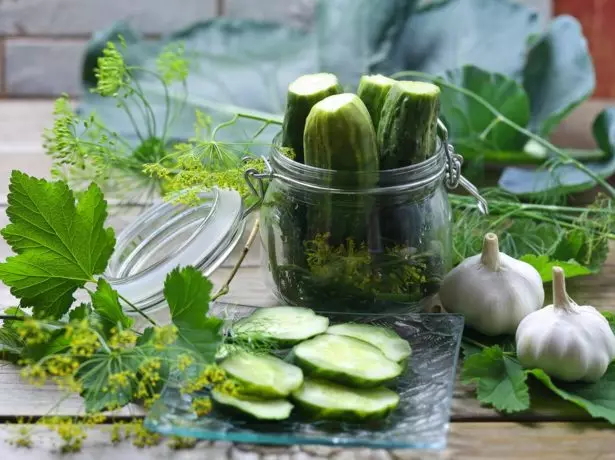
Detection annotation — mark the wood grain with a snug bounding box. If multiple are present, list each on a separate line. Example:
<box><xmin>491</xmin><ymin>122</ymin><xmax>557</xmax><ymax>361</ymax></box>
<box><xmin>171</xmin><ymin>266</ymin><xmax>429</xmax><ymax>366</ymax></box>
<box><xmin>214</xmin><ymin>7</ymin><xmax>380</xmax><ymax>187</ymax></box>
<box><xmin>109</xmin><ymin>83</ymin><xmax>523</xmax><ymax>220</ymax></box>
<box><xmin>0</xmin><ymin>422</ymin><xmax>613</xmax><ymax>459</ymax></box>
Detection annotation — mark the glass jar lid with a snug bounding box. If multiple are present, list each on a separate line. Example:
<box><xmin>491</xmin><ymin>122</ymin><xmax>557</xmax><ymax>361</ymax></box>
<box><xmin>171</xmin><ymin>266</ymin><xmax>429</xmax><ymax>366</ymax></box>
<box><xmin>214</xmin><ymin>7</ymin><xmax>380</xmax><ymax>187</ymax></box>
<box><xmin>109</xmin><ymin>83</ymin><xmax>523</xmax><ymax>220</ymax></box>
<box><xmin>105</xmin><ymin>188</ymin><xmax>245</xmax><ymax>314</ymax></box>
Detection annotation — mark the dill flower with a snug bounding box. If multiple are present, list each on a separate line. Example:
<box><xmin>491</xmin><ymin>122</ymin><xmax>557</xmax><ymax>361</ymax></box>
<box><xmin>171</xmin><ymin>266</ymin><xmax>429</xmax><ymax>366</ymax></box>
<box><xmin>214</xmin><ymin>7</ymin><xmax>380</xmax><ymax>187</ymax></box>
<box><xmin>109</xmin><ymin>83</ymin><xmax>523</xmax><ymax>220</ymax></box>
<box><xmin>214</xmin><ymin>379</ymin><xmax>240</xmax><ymax>397</ymax></box>
<box><xmin>177</xmin><ymin>354</ymin><xmax>194</xmax><ymax>371</ymax></box>
<box><xmin>93</xmin><ymin>41</ymin><xmax>128</xmax><ymax>97</ymax></box>
<box><xmin>168</xmin><ymin>436</ymin><xmax>197</xmax><ymax>450</ymax></box>
<box><xmin>156</xmin><ymin>42</ymin><xmax>189</xmax><ymax>85</ymax></box>
<box><xmin>152</xmin><ymin>324</ymin><xmax>178</xmax><ymax>350</ymax></box>
<box><xmin>108</xmin><ymin>328</ymin><xmax>137</xmax><ymax>350</ymax></box>
<box><xmin>9</xmin><ymin>423</ymin><xmax>33</xmax><ymax>449</ymax></box>
<box><xmin>43</xmin><ymin>417</ymin><xmax>87</xmax><ymax>453</ymax></box>
<box><xmin>106</xmin><ymin>370</ymin><xmax>135</xmax><ymax>394</ymax></box>
<box><xmin>46</xmin><ymin>355</ymin><xmax>79</xmax><ymax>377</ymax></box>
<box><xmin>65</xmin><ymin>320</ymin><xmax>100</xmax><ymax>357</ymax></box>
<box><xmin>191</xmin><ymin>397</ymin><xmax>213</xmax><ymax>417</ymax></box>
<box><xmin>181</xmin><ymin>365</ymin><xmax>228</xmax><ymax>394</ymax></box>
<box><xmin>15</xmin><ymin>319</ymin><xmax>50</xmax><ymax>346</ymax></box>
<box><xmin>53</xmin><ymin>375</ymin><xmax>83</xmax><ymax>393</ymax></box>
<box><xmin>128</xmin><ymin>420</ymin><xmax>161</xmax><ymax>448</ymax></box>
<box><xmin>20</xmin><ymin>364</ymin><xmax>47</xmax><ymax>386</ymax></box>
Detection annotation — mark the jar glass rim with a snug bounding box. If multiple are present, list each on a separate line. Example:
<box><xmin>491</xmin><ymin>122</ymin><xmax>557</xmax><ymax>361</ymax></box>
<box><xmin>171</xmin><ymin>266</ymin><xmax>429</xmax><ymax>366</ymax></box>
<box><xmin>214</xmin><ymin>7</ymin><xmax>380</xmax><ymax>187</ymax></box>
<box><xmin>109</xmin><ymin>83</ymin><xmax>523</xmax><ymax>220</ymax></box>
<box><xmin>269</xmin><ymin>137</ymin><xmax>445</xmax><ymax>194</ymax></box>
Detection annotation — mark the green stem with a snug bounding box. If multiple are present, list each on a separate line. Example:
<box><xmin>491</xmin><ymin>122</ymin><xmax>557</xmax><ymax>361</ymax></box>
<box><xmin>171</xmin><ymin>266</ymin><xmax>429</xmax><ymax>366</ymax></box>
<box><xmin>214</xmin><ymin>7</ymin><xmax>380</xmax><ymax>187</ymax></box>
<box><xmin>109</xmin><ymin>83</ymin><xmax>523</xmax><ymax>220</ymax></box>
<box><xmin>251</xmin><ymin>120</ymin><xmax>271</xmax><ymax>140</ymax></box>
<box><xmin>212</xmin><ymin>114</ymin><xmax>239</xmax><ymax>140</ymax></box>
<box><xmin>117</xmin><ymin>293</ymin><xmax>158</xmax><ymax>326</ymax></box>
<box><xmin>117</xmin><ymin>99</ymin><xmax>146</xmax><ymax>142</ymax></box>
<box><xmin>462</xmin><ymin>336</ymin><xmax>488</xmax><ymax>350</ymax></box>
<box><xmin>0</xmin><ymin>315</ymin><xmax>23</xmax><ymax>321</ymax></box>
<box><xmin>450</xmin><ymin>195</ymin><xmax>614</xmax><ymax>215</ymax></box>
<box><xmin>391</xmin><ymin>70</ymin><xmax>615</xmax><ymax>199</ymax></box>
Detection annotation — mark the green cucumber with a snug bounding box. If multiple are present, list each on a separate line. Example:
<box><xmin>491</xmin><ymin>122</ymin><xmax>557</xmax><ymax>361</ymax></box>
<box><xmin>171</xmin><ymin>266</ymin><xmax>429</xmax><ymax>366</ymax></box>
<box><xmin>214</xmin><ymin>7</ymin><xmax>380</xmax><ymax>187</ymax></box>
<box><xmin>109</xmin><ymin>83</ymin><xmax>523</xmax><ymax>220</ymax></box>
<box><xmin>303</xmin><ymin>93</ymin><xmax>379</xmax><ymax>246</ymax></box>
<box><xmin>303</xmin><ymin>93</ymin><xmax>379</xmax><ymax>174</ymax></box>
<box><xmin>377</xmin><ymin>80</ymin><xmax>441</xmax><ymax>169</ymax></box>
<box><xmin>292</xmin><ymin>334</ymin><xmax>403</xmax><ymax>388</ymax></box>
<box><xmin>220</xmin><ymin>352</ymin><xmax>303</xmax><ymax>398</ymax></box>
<box><xmin>211</xmin><ymin>390</ymin><xmax>293</xmax><ymax>421</ymax></box>
<box><xmin>326</xmin><ymin>323</ymin><xmax>411</xmax><ymax>362</ymax></box>
<box><xmin>282</xmin><ymin>73</ymin><xmax>342</xmax><ymax>164</ymax></box>
<box><xmin>292</xmin><ymin>378</ymin><xmax>399</xmax><ymax>421</ymax></box>
<box><xmin>357</xmin><ymin>74</ymin><xmax>396</xmax><ymax>131</ymax></box>
<box><xmin>232</xmin><ymin>306</ymin><xmax>329</xmax><ymax>347</ymax></box>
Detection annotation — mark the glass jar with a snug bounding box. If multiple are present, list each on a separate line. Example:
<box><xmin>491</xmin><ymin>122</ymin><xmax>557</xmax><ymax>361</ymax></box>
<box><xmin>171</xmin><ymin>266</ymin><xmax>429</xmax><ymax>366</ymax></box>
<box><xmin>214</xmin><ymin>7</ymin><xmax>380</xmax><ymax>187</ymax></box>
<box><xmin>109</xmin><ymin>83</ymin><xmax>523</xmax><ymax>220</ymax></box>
<box><xmin>247</xmin><ymin>125</ymin><xmax>486</xmax><ymax>314</ymax></box>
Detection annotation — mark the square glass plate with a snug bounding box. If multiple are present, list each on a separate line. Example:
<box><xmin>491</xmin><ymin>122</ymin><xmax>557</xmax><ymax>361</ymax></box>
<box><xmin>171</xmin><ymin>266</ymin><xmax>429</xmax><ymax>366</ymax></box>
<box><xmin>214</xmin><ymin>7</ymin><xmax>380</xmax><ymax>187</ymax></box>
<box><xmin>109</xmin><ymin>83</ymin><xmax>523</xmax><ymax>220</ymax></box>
<box><xmin>144</xmin><ymin>303</ymin><xmax>464</xmax><ymax>450</ymax></box>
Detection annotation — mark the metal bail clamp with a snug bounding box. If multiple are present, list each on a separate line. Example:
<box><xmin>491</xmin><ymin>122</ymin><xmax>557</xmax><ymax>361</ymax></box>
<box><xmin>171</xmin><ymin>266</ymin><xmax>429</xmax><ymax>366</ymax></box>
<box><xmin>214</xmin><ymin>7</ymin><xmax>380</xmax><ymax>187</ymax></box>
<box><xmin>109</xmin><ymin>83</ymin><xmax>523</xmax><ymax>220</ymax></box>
<box><xmin>437</xmin><ymin>119</ymin><xmax>489</xmax><ymax>215</ymax></box>
<box><xmin>243</xmin><ymin>156</ymin><xmax>274</xmax><ymax>217</ymax></box>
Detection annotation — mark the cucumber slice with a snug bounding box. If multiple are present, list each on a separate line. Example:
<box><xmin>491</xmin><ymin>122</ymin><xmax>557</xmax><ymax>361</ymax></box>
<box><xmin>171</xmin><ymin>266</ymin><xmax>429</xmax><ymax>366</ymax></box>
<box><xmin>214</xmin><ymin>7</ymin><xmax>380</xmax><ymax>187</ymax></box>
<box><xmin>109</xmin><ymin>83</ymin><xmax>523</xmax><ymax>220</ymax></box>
<box><xmin>211</xmin><ymin>390</ymin><xmax>293</xmax><ymax>421</ymax></box>
<box><xmin>327</xmin><ymin>323</ymin><xmax>411</xmax><ymax>362</ymax></box>
<box><xmin>232</xmin><ymin>307</ymin><xmax>329</xmax><ymax>347</ymax></box>
<box><xmin>292</xmin><ymin>378</ymin><xmax>399</xmax><ymax>421</ymax></box>
<box><xmin>292</xmin><ymin>334</ymin><xmax>403</xmax><ymax>388</ymax></box>
<box><xmin>220</xmin><ymin>352</ymin><xmax>303</xmax><ymax>398</ymax></box>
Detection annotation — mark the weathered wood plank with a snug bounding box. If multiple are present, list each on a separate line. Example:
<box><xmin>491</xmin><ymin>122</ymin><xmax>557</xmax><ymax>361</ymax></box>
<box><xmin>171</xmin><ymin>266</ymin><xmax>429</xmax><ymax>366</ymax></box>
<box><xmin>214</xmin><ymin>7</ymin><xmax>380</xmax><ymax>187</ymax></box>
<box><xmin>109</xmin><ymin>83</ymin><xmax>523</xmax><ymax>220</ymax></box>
<box><xmin>0</xmin><ymin>422</ymin><xmax>612</xmax><ymax>459</ymax></box>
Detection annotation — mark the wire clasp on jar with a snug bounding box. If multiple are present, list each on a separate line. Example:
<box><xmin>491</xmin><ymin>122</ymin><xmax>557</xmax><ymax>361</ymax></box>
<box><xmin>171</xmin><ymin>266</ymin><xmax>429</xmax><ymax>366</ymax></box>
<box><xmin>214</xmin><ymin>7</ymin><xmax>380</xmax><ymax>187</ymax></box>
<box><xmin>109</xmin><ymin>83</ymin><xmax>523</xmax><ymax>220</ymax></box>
<box><xmin>243</xmin><ymin>156</ymin><xmax>273</xmax><ymax>216</ymax></box>
<box><xmin>437</xmin><ymin>119</ymin><xmax>489</xmax><ymax>215</ymax></box>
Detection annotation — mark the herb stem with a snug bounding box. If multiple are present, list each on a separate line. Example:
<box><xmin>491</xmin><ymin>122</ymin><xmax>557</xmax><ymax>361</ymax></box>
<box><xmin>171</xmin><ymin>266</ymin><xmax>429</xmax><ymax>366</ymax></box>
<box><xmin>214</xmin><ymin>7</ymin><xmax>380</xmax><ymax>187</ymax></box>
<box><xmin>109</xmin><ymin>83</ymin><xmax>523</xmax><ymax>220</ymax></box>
<box><xmin>117</xmin><ymin>293</ymin><xmax>158</xmax><ymax>326</ymax></box>
<box><xmin>392</xmin><ymin>70</ymin><xmax>615</xmax><ymax>199</ymax></box>
<box><xmin>462</xmin><ymin>336</ymin><xmax>488</xmax><ymax>350</ymax></box>
<box><xmin>211</xmin><ymin>219</ymin><xmax>260</xmax><ymax>302</ymax></box>
<box><xmin>0</xmin><ymin>315</ymin><xmax>24</xmax><ymax>321</ymax></box>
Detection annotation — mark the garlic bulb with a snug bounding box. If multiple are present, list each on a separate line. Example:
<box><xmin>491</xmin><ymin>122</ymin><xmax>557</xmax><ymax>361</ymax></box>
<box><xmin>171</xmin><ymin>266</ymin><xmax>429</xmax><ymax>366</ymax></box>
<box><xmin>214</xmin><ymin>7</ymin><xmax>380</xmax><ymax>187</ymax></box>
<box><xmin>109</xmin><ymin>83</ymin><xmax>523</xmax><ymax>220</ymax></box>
<box><xmin>439</xmin><ymin>233</ymin><xmax>544</xmax><ymax>336</ymax></box>
<box><xmin>516</xmin><ymin>267</ymin><xmax>615</xmax><ymax>382</ymax></box>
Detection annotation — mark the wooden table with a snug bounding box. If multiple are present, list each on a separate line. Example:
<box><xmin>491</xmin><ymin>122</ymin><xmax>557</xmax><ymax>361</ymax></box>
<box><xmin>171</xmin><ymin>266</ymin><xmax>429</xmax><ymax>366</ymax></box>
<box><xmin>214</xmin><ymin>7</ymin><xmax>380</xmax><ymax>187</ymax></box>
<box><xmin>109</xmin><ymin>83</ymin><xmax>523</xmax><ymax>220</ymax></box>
<box><xmin>0</xmin><ymin>100</ymin><xmax>614</xmax><ymax>459</ymax></box>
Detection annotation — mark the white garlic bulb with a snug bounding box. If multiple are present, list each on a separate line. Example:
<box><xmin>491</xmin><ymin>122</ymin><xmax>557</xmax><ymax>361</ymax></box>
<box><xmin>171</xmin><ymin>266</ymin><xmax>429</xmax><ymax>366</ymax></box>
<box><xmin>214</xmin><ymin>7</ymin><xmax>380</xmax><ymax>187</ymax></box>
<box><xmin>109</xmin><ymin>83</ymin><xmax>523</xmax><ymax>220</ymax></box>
<box><xmin>439</xmin><ymin>233</ymin><xmax>544</xmax><ymax>336</ymax></box>
<box><xmin>516</xmin><ymin>267</ymin><xmax>615</xmax><ymax>382</ymax></box>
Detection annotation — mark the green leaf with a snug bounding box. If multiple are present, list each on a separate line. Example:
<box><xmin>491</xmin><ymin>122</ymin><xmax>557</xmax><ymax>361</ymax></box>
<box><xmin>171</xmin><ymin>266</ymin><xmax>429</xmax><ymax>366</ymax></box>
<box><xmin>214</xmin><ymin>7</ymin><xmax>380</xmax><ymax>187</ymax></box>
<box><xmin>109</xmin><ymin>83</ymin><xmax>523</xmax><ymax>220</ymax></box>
<box><xmin>69</xmin><ymin>304</ymin><xmax>91</xmax><ymax>322</ymax></box>
<box><xmin>519</xmin><ymin>254</ymin><xmax>592</xmax><ymax>282</ymax></box>
<box><xmin>78</xmin><ymin>349</ymin><xmax>141</xmax><ymax>413</ymax></box>
<box><xmin>437</xmin><ymin>65</ymin><xmax>530</xmax><ymax>154</ymax></box>
<box><xmin>90</xmin><ymin>278</ymin><xmax>134</xmax><ymax>333</ymax></box>
<box><xmin>523</xmin><ymin>16</ymin><xmax>595</xmax><ymax>137</ymax></box>
<box><xmin>80</xmin><ymin>2</ymin><xmax>413</xmax><ymax>143</ymax></box>
<box><xmin>602</xmin><ymin>311</ymin><xmax>615</xmax><ymax>336</ymax></box>
<box><xmin>461</xmin><ymin>345</ymin><xmax>530</xmax><ymax>413</ymax></box>
<box><xmin>163</xmin><ymin>266</ymin><xmax>223</xmax><ymax>362</ymax></box>
<box><xmin>0</xmin><ymin>172</ymin><xmax>115</xmax><ymax>318</ymax></box>
<box><xmin>528</xmin><ymin>366</ymin><xmax>615</xmax><ymax>424</ymax></box>
<box><xmin>389</xmin><ymin>0</ymin><xmax>540</xmax><ymax>77</ymax></box>
<box><xmin>499</xmin><ymin>108</ymin><xmax>615</xmax><ymax>196</ymax></box>
<box><xmin>0</xmin><ymin>326</ymin><xmax>24</xmax><ymax>359</ymax></box>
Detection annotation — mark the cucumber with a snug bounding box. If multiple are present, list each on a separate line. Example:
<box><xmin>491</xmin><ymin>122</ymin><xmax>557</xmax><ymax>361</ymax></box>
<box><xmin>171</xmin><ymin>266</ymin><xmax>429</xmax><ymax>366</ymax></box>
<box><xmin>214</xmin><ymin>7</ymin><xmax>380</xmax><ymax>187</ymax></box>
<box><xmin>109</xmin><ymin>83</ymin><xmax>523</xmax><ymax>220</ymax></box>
<box><xmin>357</xmin><ymin>74</ymin><xmax>396</xmax><ymax>131</ymax></box>
<box><xmin>231</xmin><ymin>306</ymin><xmax>329</xmax><ymax>347</ymax></box>
<box><xmin>211</xmin><ymin>390</ymin><xmax>293</xmax><ymax>421</ymax></box>
<box><xmin>303</xmin><ymin>93</ymin><xmax>379</xmax><ymax>175</ymax></box>
<box><xmin>326</xmin><ymin>323</ymin><xmax>411</xmax><ymax>362</ymax></box>
<box><xmin>377</xmin><ymin>80</ymin><xmax>441</xmax><ymax>169</ymax></box>
<box><xmin>220</xmin><ymin>352</ymin><xmax>303</xmax><ymax>398</ymax></box>
<box><xmin>292</xmin><ymin>334</ymin><xmax>403</xmax><ymax>388</ymax></box>
<box><xmin>292</xmin><ymin>378</ymin><xmax>399</xmax><ymax>421</ymax></box>
<box><xmin>282</xmin><ymin>73</ymin><xmax>342</xmax><ymax>164</ymax></box>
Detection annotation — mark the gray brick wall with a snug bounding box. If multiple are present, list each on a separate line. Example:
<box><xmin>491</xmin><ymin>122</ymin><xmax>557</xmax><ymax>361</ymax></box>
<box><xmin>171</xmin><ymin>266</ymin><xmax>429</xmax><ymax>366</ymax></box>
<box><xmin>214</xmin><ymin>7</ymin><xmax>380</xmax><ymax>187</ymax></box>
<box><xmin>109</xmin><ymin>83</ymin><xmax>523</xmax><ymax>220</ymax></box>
<box><xmin>0</xmin><ymin>0</ymin><xmax>552</xmax><ymax>98</ymax></box>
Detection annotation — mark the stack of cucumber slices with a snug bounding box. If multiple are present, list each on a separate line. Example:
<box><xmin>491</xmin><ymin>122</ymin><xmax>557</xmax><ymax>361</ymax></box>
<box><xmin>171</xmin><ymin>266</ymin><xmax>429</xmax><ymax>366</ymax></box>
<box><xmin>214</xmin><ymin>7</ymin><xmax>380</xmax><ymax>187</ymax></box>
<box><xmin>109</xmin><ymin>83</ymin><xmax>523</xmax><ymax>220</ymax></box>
<box><xmin>211</xmin><ymin>306</ymin><xmax>411</xmax><ymax>422</ymax></box>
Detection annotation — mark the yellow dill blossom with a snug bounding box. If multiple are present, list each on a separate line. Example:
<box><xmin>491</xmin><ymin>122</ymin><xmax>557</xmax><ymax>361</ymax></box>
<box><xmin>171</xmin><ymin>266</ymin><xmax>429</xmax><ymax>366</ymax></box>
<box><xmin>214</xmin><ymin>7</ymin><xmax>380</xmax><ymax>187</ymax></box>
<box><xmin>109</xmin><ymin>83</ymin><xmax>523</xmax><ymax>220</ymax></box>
<box><xmin>177</xmin><ymin>354</ymin><xmax>194</xmax><ymax>371</ymax></box>
<box><xmin>106</xmin><ymin>370</ymin><xmax>135</xmax><ymax>394</ymax></box>
<box><xmin>152</xmin><ymin>324</ymin><xmax>178</xmax><ymax>350</ymax></box>
<box><xmin>83</xmin><ymin>413</ymin><xmax>106</xmax><ymax>426</ymax></box>
<box><xmin>52</xmin><ymin>375</ymin><xmax>83</xmax><ymax>393</ymax></box>
<box><xmin>15</xmin><ymin>319</ymin><xmax>50</xmax><ymax>346</ymax></box>
<box><xmin>93</xmin><ymin>41</ymin><xmax>128</xmax><ymax>97</ymax></box>
<box><xmin>110</xmin><ymin>422</ymin><xmax>125</xmax><ymax>444</ymax></box>
<box><xmin>129</xmin><ymin>420</ymin><xmax>161</xmax><ymax>448</ymax></box>
<box><xmin>156</xmin><ymin>42</ymin><xmax>189</xmax><ymax>84</ymax></box>
<box><xmin>143</xmin><ymin>393</ymin><xmax>160</xmax><ymax>410</ymax></box>
<box><xmin>65</xmin><ymin>320</ymin><xmax>100</xmax><ymax>357</ymax></box>
<box><xmin>191</xmin><ymin>397</ymin><xmax>213</xmax><ymax>417</ymax></box>
<box><xmin>168</xmin><ymin>435</ymin><xmax>197</xmax><ymax>450</ymax></box>
<box><xmin>9</xmin><ymin>421</ymin><xmax>32</xmax><ymax>449</ymax></box>
<box><xmin>180</xmin><ymin>365</ymin><xmax>227</xmax><ymax>394</ymax></box>
<box><xmin>46</xmin><ymin>355</ymin><xmax>79</xmax><ymax>377</ymax></box>
<box><xmin>43</xmin><ymin>417</ymin><xmax>87</xmax><ymax>453</ymax></box>
<box><xmin>214</xmin><ymin>379</ymin><xmax>240</xmax><ymax>398</ymax></box>
<box><xmin>108</xmin><ymin>328</ymin><xmax>137</xmax><ymax>350</ymax></box>
<box><xmin>20</xmin><ymin>364</ymin><xmax>47</xmax><ymax>386</ymax></box>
